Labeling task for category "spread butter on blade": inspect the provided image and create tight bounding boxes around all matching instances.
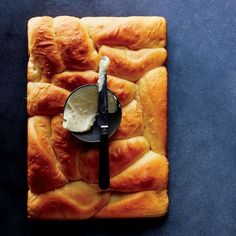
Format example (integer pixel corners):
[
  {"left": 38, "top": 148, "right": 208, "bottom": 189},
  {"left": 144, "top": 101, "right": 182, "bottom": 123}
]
[{"left": 98, "top": 56, "right": 110, "bottom": 92}]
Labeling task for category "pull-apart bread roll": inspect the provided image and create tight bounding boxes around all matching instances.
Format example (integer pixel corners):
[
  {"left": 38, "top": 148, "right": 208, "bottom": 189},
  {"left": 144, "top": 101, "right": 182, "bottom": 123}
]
[{"left": 27, "top": 16, "right": 168, "bottom": 219}]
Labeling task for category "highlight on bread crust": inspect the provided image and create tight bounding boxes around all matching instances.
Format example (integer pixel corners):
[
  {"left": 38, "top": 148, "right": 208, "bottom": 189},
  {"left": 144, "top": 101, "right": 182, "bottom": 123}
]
[{"left": 27, "top": 16, "right": 168, "bottom": 219}]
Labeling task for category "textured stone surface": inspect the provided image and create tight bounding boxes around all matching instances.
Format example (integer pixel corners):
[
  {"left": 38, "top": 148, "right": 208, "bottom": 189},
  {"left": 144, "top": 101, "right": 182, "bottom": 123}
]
[{"left": 0, "top": 0, "right": 236, "bottom": 235}]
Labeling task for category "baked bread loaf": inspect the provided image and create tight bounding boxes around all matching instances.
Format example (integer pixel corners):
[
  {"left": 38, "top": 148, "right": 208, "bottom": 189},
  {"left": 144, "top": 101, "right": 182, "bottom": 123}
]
[{"left": 27, "top": 16, "right": 168, "bottom": 219}]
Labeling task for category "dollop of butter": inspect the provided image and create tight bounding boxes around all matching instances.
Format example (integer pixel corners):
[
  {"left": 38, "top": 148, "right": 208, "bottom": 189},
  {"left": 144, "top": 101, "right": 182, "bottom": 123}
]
[
  {"left": 63, "top": 86, "right": 98, "bottom": 132},
  {"left": 63, "top": 86, "right": 118, "bottom": 133}
]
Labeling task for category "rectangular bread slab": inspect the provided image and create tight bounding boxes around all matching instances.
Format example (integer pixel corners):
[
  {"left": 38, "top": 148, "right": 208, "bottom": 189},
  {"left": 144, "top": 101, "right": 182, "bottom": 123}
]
[{"left": 27, "top": 16, "right": 169, "bottom": 219}]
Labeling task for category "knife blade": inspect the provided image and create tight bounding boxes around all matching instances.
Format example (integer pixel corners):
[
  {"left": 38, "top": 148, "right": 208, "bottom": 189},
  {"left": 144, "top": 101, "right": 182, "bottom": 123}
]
[{"left": 97, "top": 56, "right": 110, "bottom": 190}]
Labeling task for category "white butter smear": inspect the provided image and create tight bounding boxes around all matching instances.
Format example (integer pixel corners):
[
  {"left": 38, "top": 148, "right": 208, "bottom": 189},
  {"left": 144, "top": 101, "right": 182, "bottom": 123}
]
[
  {"left": 63, "top": 86, "right": 98, "bottom": 132},
  {"left": 98, "top": 56, "right": 110, "bottom": 92}
]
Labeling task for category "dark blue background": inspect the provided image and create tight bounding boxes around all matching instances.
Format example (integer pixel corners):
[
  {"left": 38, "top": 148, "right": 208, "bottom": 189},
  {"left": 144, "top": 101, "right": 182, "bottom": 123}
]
[{"left": 0, "top": 0, "right": 236, "bottom": 235}]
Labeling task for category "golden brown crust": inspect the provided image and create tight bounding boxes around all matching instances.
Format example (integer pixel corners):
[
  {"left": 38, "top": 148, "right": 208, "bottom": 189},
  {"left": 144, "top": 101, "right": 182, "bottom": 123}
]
[
  {"left": 52, "top": 70, "right": 98, "bottom": 90},
  {"left": 28, "top": 116, "right": 68, "bottom": 194},
  {"left": 78, "top": 136, "right": 150, "bottom": 183},
  {"left": 28, "top": 17, "right": 65, "bottom": 79},
  {"left": 138, "top": 67, "right": 167, "bottom": 156},
  {"left": 27, "top": 82, "right": 70, "bottom": 116},
  {"left": 28, "top": 181, "right": 110, "bottom": 219},
  {"left": 53, "top": 16, "right": 99, "bottom": 71},
  {"left": 96, "top": 190, "right": 168, "bottom": 218},
  {"left": 51, "top": 114, "right": 81, "bottom": 180},
  {"left": 51, "top": 71, "right": 136, "bottom": 106},
  {"left": 110, "top": 151, "right": 168, "bottom": 192},
  {"left": 107, "top": 75, "right": 136, "bottom": 106},
  {"left": 81, "top": 17, "right": 166, "bottom": 49},
  {"left": 99, "top": 46, "right": 167, "bottom": 82},
  {"left": 27, "top": 16, "right": 168, "bottom": 219},
  {"left": 112, "top": 100, "right": 143, "bottom": 139}
]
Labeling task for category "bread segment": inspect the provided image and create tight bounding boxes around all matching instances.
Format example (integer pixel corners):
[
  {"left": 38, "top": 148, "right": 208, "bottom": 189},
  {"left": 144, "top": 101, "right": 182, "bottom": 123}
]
[
  {"left": 110, "top": 151, "right": 168, "bottom": 192},
  {"left": 78, "top": 136, "right": 150, "bottom": 183},
  {"left": 27, "top": 82, "right": 70, "bottom": 116},
  {"left": 99, "top": 46, "right": 167, "bottom": 81},
  {"left": 27, "top": 16, "right": 168, "bottom": 219},
  {"left": 53, "top": 16, "right": 99, "bottom": 71},
  {"left": 81, "top": 17, "right": 166, "bottom": 49},
  {"left": 51, "top": 71, "right": 136, "bottom": 106},
  {"left": 28, "top": 17, "right": 65, "bottom": 78},
  {"left": 96, "top": 190, "right": 168, "bottom": 218},
  {"left": 28, "top": 181, "right": 110, "bottom": 219},
  {"left": 28, "top": 116, "right": 68, "bottom": 194},
  {"left": 51, "top": 114, "right": 81, "bottom": 180},
  {"left": 112, "top": 100, "right": 143, "bottom": 139},
  {"left": 52, "top": 70, "right": 98, "bottom": 90},
  {"left": 138, "top": 67, "right": 167, "bottom": 156}
]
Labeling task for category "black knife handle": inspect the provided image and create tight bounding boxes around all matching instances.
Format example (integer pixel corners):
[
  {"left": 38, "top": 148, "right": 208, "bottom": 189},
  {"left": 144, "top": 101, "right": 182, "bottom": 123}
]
[{"left": 99, "top": 126, "right": 110, "bottom": 190}]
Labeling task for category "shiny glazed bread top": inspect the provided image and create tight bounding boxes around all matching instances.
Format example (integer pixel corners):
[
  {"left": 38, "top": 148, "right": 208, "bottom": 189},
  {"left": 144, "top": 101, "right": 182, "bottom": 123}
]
[{"left": 27, "top": 16, "right": 168, "bottom": 219}]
